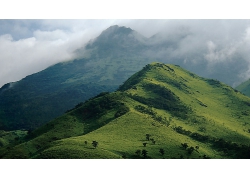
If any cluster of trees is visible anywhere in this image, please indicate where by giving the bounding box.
[129,83,191,119]
[174,126,192,136]
[135,149,148,158]
[74,92,129,120]
[206,79,222,87]
[212,138,250,158]
[83,140,98,149]
[134,134,158,158]
[142,83,177,102]
[159,148,165,156]
[181,142,199,155]
[92,141,98,149]
[173,126,209,142]
[135,105,156,116]
[175,126,250,158]
[144,134,156,145]
[114,105,130,118]
[134,105,171,127]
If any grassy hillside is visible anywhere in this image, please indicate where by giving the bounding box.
[0,130,27,147]
[2,63,250,159]
[1,25,246,131]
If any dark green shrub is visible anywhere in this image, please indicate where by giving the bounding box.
[159,148,165,156]
[92,141,98,148]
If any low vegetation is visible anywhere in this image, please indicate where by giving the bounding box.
[2,63,250,159]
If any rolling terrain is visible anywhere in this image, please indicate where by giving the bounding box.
[1,63,250,159]
[1,25,247,131]
[0,25,153,130]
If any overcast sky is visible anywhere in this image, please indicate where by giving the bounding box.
[1,19,250,87]
[1,0,250,88]
[0,19,174,87]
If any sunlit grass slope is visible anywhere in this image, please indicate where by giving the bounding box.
[2,63,250,159]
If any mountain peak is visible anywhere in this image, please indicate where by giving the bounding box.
[85,25,148,56]
[94,25,135,43]
[118,63,181,91]
[100,25,134,37]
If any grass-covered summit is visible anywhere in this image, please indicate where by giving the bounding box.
[2,63,250,159]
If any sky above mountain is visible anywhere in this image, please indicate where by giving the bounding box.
[1,19,250,87]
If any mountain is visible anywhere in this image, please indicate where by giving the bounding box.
[1,63,250,159]
[235,79,250,96]
[0,25,153,130]
[0,25,248,131]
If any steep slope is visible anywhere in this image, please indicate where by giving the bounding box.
[236,79,250,96]
[2,63,250,159]
[0,25,152,130]
[1,25,247,131]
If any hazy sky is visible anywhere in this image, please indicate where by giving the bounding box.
[0,19,171,87]
[1,19,250,87]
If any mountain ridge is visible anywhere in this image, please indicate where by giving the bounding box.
[1,63,250,159]
[0,25,248,131]
[0,25,156,130]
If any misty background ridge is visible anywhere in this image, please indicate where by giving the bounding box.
[1,20,250,87]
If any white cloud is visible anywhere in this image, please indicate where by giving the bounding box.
[0,19,122,87]
[1,20,250,87]
[0,30,89,87]
[204,40,237,63]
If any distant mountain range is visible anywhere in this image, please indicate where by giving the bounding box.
[236,79,250,97]
[0,25,249,131]
[1,63,250,159]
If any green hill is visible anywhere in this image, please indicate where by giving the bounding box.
[0,25,152,130]
[1,63,250,159]
[235,79,250,97]
[1,25,247,131]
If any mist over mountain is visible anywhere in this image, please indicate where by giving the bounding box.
[80,22,250,87]
[1,20,250,88]
[1,23,250,131]
[0,25,153,130]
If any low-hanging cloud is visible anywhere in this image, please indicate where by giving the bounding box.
[123,19,250,87]
[1,19,250,88]
[0,20,116,87]
[0,31,79,86]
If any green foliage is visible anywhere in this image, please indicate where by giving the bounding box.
[134,105,156,116]
[129,83,191,119]
[135,149,141,157]
[206,79,222,87]
[187,146,195,154]
[159,148,165,156]
[141,149,148,158]
[181,143,188,149]
[3,63,250,159]
[114,106,130,118]
[92,141,98,149]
